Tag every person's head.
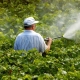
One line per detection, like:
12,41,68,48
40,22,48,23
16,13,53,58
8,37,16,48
23,17,39,30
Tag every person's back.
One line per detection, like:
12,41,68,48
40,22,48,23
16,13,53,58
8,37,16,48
14,30,47,53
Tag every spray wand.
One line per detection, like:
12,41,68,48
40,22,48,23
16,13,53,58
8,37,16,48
44,36,63,41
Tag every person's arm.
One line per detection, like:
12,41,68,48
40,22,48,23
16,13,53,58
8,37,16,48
45,37,52,51
42,37,52,57
37,33,52,53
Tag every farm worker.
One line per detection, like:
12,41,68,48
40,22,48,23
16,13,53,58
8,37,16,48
14,17,52,54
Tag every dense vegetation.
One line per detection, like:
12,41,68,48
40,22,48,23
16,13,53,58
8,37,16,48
0,0,80,80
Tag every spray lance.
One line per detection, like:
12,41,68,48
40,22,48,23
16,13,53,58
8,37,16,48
44,36,63,41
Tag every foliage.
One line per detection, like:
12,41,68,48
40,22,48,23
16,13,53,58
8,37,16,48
0,34,80,79
0,0,80,37
0,0,80,79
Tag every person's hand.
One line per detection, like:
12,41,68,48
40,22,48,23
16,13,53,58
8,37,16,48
48,37,53,43
46,37,52,45
45,37,53,51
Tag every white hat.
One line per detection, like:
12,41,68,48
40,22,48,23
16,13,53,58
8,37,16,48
24,17,39,26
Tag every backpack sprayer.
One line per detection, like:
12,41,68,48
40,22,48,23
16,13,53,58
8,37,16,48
44,36,63,41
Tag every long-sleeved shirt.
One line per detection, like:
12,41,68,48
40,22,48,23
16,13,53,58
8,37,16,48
14,30,47,53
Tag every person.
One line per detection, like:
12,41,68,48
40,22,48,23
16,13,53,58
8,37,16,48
14,17,52,54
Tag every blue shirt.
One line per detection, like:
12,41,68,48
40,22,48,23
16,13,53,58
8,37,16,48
14,30,47,53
